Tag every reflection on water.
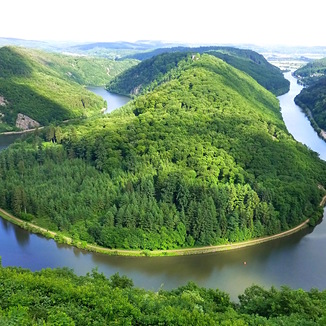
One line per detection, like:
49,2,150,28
0,192,325,301
0,218,10,233
0,75,326,301
13,226,30,247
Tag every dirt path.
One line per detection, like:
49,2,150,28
319,193,326,207
0,127,44,135
0,208,56,237
0,207,311,257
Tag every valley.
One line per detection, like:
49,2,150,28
1,40,326,324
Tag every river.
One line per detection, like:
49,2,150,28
279,72,326,160
86,87,130,114
1,75,326,301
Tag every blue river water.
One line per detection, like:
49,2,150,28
1,76,326,301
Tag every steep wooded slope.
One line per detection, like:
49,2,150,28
294,57,326,86
112,47,289,96
0,46,136,131
295,77,326,131
0,54,325,250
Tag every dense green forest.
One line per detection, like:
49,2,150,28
294,77,326,132
294,58,326,134
0,263,326,325
21,49,138,86
294,57,326,85
0,53,325,251
0,46,136,131
113,46,289,96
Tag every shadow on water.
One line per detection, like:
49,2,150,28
0,73,325,301
13,226,30,247
90,221,315,280
0,217,10,233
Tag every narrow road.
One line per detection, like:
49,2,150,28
0,207,311,256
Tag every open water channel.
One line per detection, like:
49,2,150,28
1,75,326,300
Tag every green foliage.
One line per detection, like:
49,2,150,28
209,49,289,96
0,46,136,131
0,265,326,325
295,77,326,131
294,57,326,86
0,46,33,77
25,49,138,86
107,52,192,96
0,53,325,251
114,46,289,96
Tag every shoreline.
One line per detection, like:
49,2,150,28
294,99,326,142
0,126,44,135
0,207,313,257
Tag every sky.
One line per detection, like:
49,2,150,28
1,0,325,46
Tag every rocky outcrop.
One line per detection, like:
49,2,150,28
16,113,40,130
0,96,8,106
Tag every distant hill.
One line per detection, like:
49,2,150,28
70,40,173,51
123,46,231,60
0,37,67,52
66,40,182,59
0,53,324,251
294,57,326,85
22,49,138,86
0,46,136,131
109,47,289,96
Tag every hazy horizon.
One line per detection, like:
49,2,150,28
1,0,325,47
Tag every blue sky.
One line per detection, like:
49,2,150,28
1,0,325,46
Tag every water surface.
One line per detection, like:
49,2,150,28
86,87,130,113
279,72,326,160
1,76,326,301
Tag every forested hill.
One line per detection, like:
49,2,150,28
294,57,326,86
0,46,136,132
1,53,325,251
294,77,326,131
1,265,326,325
111,47,289,96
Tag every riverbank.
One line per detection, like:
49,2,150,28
0,207,312,257
0,126,44,135
294,98,326,142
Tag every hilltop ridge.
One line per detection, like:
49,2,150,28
107,47,289,97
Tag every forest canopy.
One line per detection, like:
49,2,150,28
294,58,326,134
1,263,326,325
0,46,137,131
295,77,326,131
294,57,326,86
0,53,325,251
108,47,289,96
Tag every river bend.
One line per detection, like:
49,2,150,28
1,76,326,300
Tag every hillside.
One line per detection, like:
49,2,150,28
24,49,138,86
294,57,326,85
0,46,136,131
1,265,325,325
0,46,105,131
0,53,325,251
294,77,326,132
108,47,289,96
